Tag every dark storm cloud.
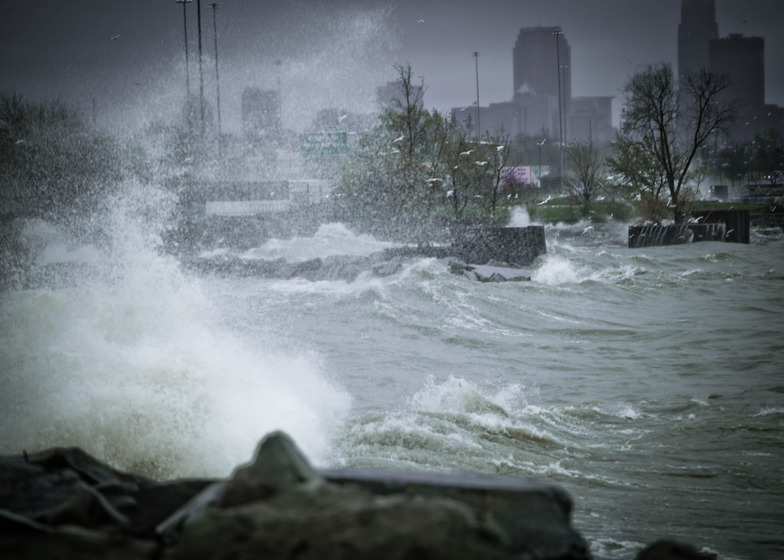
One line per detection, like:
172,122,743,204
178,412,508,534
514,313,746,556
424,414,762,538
1,0,781,131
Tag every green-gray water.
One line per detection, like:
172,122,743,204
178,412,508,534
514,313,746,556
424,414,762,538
2,216,782,559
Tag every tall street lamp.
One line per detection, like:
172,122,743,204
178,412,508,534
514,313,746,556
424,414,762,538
210,2,222,155
197,0,205,136
552,29,564,182
473,51,480,142
175,0,193,96
560,63,569,175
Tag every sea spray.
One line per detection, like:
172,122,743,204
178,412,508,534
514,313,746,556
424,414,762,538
507,206,532,228
0,182,350,479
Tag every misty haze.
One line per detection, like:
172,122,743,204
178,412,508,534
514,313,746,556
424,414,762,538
1,1,783,559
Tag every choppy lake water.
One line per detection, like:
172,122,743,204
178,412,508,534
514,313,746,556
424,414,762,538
2,215,782,560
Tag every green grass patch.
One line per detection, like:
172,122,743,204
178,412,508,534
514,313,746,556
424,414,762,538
691,201,776,214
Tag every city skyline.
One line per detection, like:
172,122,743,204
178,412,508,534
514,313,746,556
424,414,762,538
1,0,782,133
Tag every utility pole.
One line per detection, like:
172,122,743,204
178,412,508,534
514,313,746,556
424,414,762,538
538,137,547,187
473,51,480,142
210,2,222,156
197,0,205,136
560,63,569,176
553,29,564,182
275,60,283,137
175,0,193,95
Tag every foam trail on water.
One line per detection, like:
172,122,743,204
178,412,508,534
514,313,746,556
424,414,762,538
0,183,351,479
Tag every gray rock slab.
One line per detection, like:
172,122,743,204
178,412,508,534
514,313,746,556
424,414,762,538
471,264,533,282
319,468,589,560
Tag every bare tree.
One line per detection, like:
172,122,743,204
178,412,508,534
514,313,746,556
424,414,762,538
566,140,605,216
483,129,511,219
612,64,737,223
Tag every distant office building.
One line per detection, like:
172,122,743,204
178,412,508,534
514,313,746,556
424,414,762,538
569,97,614,143
513,26,572,105
459,97,554,139
376,81,423,111
710,34,766,140
678,0,718,77
452,26,611,144
678,0,781,140
241,87,281,140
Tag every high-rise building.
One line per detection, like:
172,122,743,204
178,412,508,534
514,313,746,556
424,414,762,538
678,0,781,140
451,26,613,145
710,34,767,140
376,81,423,112
512,26,572,107
710,34,765,111
678,0,719,77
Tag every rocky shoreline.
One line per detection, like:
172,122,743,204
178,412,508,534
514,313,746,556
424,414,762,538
1,432,716,559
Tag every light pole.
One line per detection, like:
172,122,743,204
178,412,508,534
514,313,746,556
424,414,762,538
538,137,547,186
552,29,564,182
473,51,480,142
175,0,193,95
210,2,222,154
560,63,569,175
197,0,205,136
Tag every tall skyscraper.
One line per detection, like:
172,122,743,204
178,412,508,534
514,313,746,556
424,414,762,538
710,34,767,140
678,0,719,77
513,26,571,103
451,25,612,144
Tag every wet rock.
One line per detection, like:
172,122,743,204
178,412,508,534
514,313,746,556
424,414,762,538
170,489,513,560
0,524,158,560
220,430,323,507
3,431,715,560
636,539,717,560
0,447,211,540
155,431,323,540
320,468,587,560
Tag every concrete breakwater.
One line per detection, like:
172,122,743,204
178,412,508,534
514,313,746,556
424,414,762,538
628,210,750,248
0,432,715,560
450,224,547,267
186,225,547,282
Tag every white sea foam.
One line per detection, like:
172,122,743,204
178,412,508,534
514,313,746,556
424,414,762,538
409,376,510,418
241,223,402,262
531,255,582,285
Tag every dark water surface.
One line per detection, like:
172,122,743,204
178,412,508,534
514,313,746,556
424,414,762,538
2,219,782,559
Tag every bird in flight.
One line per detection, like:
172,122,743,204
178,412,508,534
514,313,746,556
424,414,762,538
109,34,121,41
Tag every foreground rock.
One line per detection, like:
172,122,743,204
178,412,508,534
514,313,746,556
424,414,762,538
0,431,710,559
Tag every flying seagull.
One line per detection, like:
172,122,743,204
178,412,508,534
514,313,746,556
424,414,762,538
537,195,552,205
418,19,425,24
109,34,121,41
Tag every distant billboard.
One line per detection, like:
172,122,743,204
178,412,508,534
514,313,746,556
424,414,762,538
501,166,533,187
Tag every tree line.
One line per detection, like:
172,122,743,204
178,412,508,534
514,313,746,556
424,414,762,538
337,62,783,230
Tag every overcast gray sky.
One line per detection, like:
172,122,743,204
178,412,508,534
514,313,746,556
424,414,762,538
1,0,782,133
